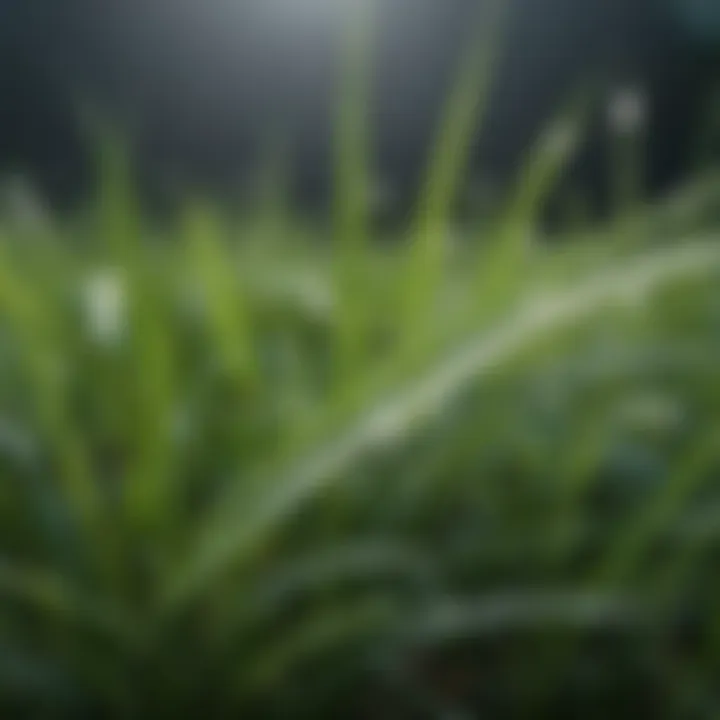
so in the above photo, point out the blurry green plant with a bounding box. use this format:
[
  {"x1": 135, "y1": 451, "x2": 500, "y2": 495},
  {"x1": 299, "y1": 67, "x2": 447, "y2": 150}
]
[{"x1": 1, "y1": 10, "x2": 720, "y2": 718}]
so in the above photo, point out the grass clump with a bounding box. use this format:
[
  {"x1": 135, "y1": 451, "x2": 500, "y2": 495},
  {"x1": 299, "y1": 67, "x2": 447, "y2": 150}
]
[
  {"x1": 0, "y1": 156, "x2": 719, "y2": 716},
  {"x1": 1, "y1": 17, "x2": 720, "y2": 715}
]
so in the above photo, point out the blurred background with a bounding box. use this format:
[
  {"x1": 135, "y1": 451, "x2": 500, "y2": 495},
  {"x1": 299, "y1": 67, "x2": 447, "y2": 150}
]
[
  {"x1": 0, "y1": 0, "x2": 718, "y2": 216},
  {"x1": 1, "y1": 2, "x2": 720, "y2": 717}
]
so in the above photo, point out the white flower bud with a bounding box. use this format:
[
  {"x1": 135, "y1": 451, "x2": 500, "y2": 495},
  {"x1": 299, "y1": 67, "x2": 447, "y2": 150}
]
[
  {"x1": 607, "y1": 87, "x2": 648, "y2": 136},
  {"x1": 83, "y1": 268, "x2": 127, "y2": 347}
]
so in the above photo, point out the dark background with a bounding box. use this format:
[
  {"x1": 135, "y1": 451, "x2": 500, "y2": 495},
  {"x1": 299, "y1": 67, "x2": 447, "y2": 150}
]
[{"x1": 0, "y1": 0, "x2": 718, "y2": 216}]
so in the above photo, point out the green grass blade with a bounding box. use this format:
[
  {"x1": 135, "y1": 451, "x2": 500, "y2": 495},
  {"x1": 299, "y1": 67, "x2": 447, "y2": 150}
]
[
  {"x1": 400, "y1": 6, "x2": 504, "y2": 351},
  {"x1": 332, "y1": 2, "x2": 375, "y2": 397},
  {"x1": 164, "y1": 238, "x2": 720, "y2": 611},
  {"x1": 183, "y1": 205, "x2": 257, "y2": 388}
]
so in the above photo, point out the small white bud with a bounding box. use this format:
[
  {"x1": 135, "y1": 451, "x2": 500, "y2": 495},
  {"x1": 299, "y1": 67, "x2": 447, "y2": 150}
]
[
  {"x1": 607, "y1": 87, "x2": 648, "y2": 136},
  {"x1": 82, "y1": 268, "x2": 127, "y2": 347}
]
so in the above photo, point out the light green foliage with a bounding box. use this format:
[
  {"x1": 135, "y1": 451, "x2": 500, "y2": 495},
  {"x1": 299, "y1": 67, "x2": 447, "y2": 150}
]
[
  {"x1": 0, "y1": 19, "x2": 720, "y2": 716},
  {"x1": 0, "y1": 160, "x2": 718, "y2": 715}
]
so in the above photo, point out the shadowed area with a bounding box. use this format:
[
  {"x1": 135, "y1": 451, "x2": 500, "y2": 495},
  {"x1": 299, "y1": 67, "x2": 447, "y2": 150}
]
[{"x1": 0, "y1": 0, "x2": 718, "y2": 215}]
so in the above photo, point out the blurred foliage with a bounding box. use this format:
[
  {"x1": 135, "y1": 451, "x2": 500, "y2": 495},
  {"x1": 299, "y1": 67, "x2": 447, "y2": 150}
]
[
  {"x1": 0, "y1": 13, "x2": 720, "y2": 715},
  {"x1": 0, "y1": 149, "x2": 719, "y2": 716}
]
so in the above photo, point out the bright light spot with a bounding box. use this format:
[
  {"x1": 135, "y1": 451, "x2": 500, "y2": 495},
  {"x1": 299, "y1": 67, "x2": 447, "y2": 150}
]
[
  {"x1": 264, "y1": 0, "x2": 357, "y2": 18},
  {"x1": 258, "y1": 0, "x2": 363, "y2": 31}
]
